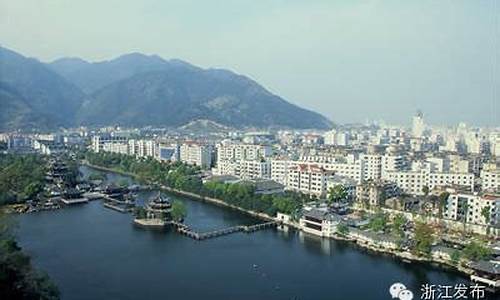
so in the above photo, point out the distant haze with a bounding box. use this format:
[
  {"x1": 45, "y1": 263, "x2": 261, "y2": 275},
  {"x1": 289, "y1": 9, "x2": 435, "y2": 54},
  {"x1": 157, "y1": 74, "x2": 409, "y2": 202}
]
[{"x1": 0, "y1": 0, "x2": 498, "y2": 126}]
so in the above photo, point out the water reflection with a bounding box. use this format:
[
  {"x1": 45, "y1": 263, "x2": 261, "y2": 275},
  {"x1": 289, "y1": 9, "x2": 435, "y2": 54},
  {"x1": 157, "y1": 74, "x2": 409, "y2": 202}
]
[{"x1": 298, "y1": 231, "x2": 332, "y2": 255}]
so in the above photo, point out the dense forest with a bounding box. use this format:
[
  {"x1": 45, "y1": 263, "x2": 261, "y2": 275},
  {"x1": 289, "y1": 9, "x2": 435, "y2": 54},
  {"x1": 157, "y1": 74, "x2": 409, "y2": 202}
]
[
  {"x1": 0, "y1": 154, "x2": 60, "y2": 299},
  {"x1": 0, "y1": 154, "x2": 46, "y2": 206},
  {"x1": 85, "y1": 151, "x2": 306, "y2": 216}
]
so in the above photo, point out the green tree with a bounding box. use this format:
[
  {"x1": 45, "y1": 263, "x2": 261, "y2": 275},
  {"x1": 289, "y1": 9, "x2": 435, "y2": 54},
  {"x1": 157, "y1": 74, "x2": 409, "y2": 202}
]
[
  {"x1": 134, "y1": 207, "x2": 147, "y2": 219},
  {"x1": 438, "y1": 192, "x2": 449, "y2": 218},
  {"x1": 391, "y1": 214, "x2": 407, "y2": 238},
  {"x1": 413, "y1": 222, "x2": 434, "y2": 256},
  {"x1": 337, "y1": 223, "x2": 349, "y2": 236},
  {"x1": 23, "y1": 182, "x2": 43, "y2": 200},
  {"x1": 171, "y1": 200, "x2": 187, "y2": 222},
  {"x1": 481, "y1": 206, "x2": 491, "y2": 224},
  {"x1": 450, "y1": 250, "x2": 461, "y2": 265},
  {"x1": 369, "y1": 213, "x2": 388, "y2": 232},
  {"x1": 328, "y1": 185, "x2": 348, "y2": 203},
  {"x1": 0, "y1": 209, "x2": 60, "y2": 299},
  {"x1": 0, "y1": 154, "x2": 46, "y2": 205},
  {"x1": 88, "y1": 172, "x2": 106, "y2": 181},
  {"x1": 422, "y1": 185, "x2": 430, "y2": 196},
  {"x1": 463, "y1": 241, "x2": 491, "y2": 261},
  {"x1": 117, "y1": 179, "x2": 129, "y2": 187}
]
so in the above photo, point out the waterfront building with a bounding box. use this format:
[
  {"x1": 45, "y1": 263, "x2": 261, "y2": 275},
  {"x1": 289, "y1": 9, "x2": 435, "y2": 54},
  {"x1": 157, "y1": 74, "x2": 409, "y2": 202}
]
[
  {"x1": 133, "y1": 194, "x2": 173, "y2": 227},
  {"x1": 348, "y1": 228, "x2": 399, "y2": 251},
  {"x1": 144, "y1": 194, "x2": 172, "y2": 223},
  {"x1": 60, "y1": 188, "x2": 88, "y2": 205},
  {"x1": 469, "y1": 261, "x2": 500, "y2": 290},
  {"x1": 299, "y1": 206, "x2": 341, "y2": 237}
]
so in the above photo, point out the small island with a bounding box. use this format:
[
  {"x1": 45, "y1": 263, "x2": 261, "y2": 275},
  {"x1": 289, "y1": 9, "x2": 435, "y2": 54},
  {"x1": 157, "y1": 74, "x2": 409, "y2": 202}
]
[{"x1": 133, "y1": 193, "x2": 173, "y2": 228}]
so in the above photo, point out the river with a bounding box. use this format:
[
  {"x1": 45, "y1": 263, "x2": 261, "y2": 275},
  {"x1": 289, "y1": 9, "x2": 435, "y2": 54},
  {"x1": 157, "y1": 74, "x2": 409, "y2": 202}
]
[{"x1": 14, "y1": 166, "x2": 484, "y2": 300}]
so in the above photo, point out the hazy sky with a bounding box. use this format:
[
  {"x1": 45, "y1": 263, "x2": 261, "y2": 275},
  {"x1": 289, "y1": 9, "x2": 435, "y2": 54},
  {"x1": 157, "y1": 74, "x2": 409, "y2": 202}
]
[{"x1": 1, "y1": 0, "x2": 498, "y2": 126}]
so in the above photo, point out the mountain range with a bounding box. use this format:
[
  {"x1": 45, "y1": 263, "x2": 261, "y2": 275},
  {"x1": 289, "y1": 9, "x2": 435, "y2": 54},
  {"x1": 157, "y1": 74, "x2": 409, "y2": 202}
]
[{"x1": 0, "y1": 46, "x2": 332, "y2": 130}]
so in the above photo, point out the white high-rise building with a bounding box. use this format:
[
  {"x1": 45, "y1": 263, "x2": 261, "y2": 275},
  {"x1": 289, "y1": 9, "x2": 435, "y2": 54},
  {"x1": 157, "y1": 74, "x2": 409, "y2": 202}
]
[
  {"x1": 271, "y1": 159, "x2": 291, "y2": 185},
  {"x1": 236, "y1": 160, "x2": 271, "y2": 180},
  {"x1": 216, "y1": 140, "x2": 272, "y2": 162},
  {"x1": 490, "y1": 133, "x2": 500, "y2": 157},
  {"x1": 361, "y1": 154, "x2": 382, "y2": 181},
  {"x1": 481, "y1": 163, "x2": 500, "y2": 192},
  {"x1": 384, "y1": 169, "x2": 475, "y2": 195},
  {"x1": 412, "y1": 110, "x2": 425, "y2": 138},
  {"x1": 445, "y1": 192, "x2": 500, "y2": 227},
  {"x1": 324, "y1": 130, "x2": 349, "y2": 146},
  {"x1": 286, "y1": 164, "x2": 333, "y2": 197},
  {"x1": 180, "y1": 142, "x2": 212, "y2": 169},
  {"x1": 91, "y1": 135, "x2": 127, "y2": 153}
]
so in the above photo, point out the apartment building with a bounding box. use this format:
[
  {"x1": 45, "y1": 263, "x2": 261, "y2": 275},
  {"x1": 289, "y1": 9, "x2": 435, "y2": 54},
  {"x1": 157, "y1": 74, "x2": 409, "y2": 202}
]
[
  {"x1": 356, "y1": 180, "x2": 399, "y2": 207},
  {"x1": 481, "y1": 163, "x2": 499, "y2": 192},
  {"x1": 270, "y1": 158, "x2": 362, "y2": 186},
  {"x1": 216, "y1": 141, "x2": 272, "y2": 162},
  {"x1": 327, "y1": 175, "x2": 357, "y2": 201},
  {"x1": 236, "y1": 160, "x2": 271, "y2": 180},
  {"x1": 270, "y1": 159, "x2": 291, "y2": 185},
  {"x1": 157, "y1": 144, "x2": 180, "y2": 162},
  {"x1": 180, "y1": 142, "x2": 212, "y2": 169},
  {"x1": 286, "y1": 164, "x2": 333, "y2": 197},
  {"x1": 135, "y1": 139, "x2": 156, "y2": 158},
  {"x1": 444, "y1": 192, "x2": 500, "y2": 227},
  {"x1": 102, "y1": 142, "x2": 129, "y2": 155},
  {"x1": 384, "y1": 169, "x2": 475, "y2": 195},
  {"x1": 361, "y1": 154, "x2": 382, "y2": 181},
  {"x1": 91, "y1": 135, "x2": 127, "y2": 153},
  {"x1": 382, "y1": 154, "x2": 406, "y2": 177}
]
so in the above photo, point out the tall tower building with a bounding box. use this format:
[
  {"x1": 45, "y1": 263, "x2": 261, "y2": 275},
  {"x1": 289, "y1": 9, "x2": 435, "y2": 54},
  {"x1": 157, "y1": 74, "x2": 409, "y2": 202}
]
[{"x1": 412, "y1": 110, "x2": 425, "y2": 138}]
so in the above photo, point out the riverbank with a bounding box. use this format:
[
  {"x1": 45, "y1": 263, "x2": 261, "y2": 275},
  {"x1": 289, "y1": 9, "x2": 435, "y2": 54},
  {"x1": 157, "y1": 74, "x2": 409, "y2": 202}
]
[
  {"x1": 81, "y1": 162, "x2": 477, "y2": 279},
  {"x1": 82, "y1": 161, "x2": 275, "y2": 222}
]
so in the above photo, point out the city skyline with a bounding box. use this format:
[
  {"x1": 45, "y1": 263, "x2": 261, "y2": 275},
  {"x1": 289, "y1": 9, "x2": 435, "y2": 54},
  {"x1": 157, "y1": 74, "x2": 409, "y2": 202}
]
[
  {"x1": 1, "y1": 0, "x2": 498, "y2": 126},
  {"x1": 2, "y1": 2, "x2": 500, "y2": 300}
]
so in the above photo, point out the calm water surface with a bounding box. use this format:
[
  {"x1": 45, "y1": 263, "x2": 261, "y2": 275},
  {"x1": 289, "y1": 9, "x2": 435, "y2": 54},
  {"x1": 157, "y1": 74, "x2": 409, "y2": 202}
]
[{"x1": 15, "y1": 166, "x2": 485, "y2": 300}]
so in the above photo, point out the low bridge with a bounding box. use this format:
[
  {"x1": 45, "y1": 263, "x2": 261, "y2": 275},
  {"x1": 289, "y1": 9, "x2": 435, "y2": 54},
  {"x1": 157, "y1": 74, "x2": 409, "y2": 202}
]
[{"x1": 170, "y1": 221, "x2": 280, "y2": 241}]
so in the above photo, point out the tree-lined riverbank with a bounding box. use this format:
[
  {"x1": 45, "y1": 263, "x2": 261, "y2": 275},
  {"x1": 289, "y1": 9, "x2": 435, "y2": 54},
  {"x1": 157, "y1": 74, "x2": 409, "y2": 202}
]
[
  {"x1": 82, "y1": 152, "x2": 494, "y2": 285},
  {"x1": 0, "y1": 154, "x2": 60, "y2": 300},
  {"x1": 84, "y1": 151, "x2": 308, "y2": 217}
]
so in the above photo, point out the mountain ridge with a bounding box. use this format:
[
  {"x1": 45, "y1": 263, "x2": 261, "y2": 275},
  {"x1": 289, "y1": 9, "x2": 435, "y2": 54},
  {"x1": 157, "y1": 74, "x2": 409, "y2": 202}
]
[
  {"x1": 0, "y1": 46, "x2": 333, "y2": 130},
  {"x1": 0, "y1": 47, "x2": 87, "y2": 129}
]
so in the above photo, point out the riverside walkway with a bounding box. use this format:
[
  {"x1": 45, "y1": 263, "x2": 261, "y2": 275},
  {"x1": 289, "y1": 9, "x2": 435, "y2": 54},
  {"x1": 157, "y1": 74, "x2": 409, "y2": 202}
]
[{"x1": 171, "y1": 221, "x2": 279, "y2": 241}]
